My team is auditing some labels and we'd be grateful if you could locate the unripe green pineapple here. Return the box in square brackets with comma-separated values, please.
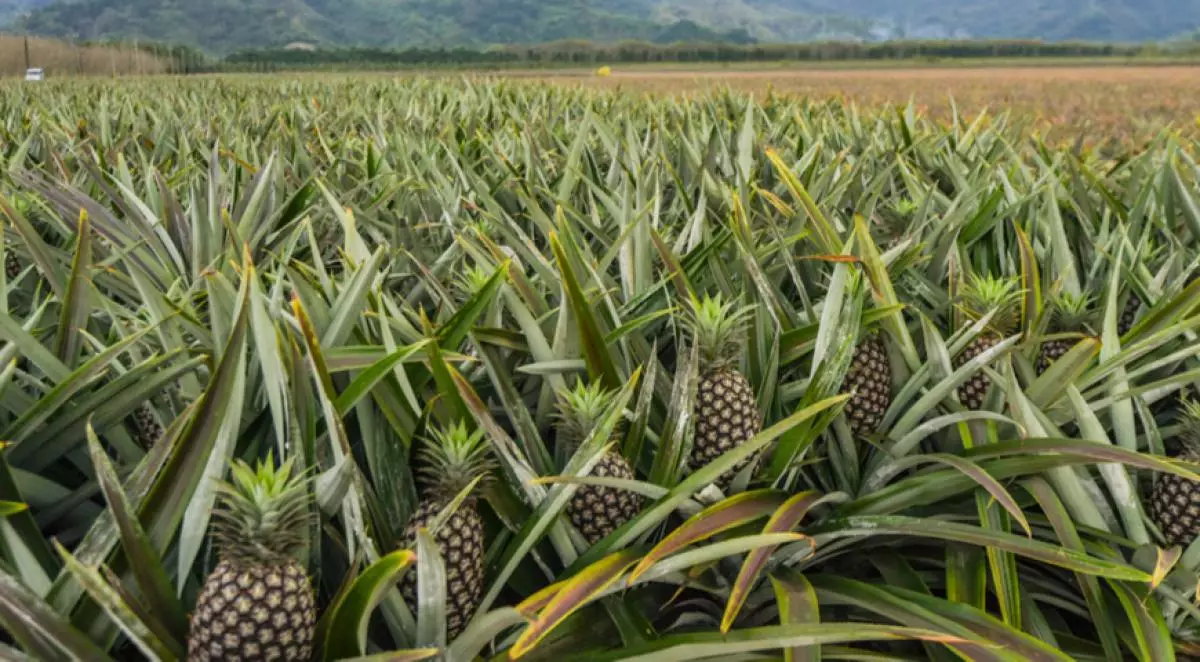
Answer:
[684, 294, 762, 488]
[555, 381, 643, 545]
[1037, 292, 1093, 375]
[839, 330, 892, 437]
[952, 275, 1022, 410]
[399, 422, 495, 640]
[188, 455, 316, 662]
[1150, 399, 1200, 548]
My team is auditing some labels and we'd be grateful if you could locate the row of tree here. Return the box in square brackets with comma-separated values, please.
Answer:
[219, 39, 1198, 71]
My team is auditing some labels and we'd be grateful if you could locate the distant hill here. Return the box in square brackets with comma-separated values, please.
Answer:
[786, 0, 1200, 42]
[0, 0, 52, 25]
[10, 0, 1200, 54]
[9, 0, 867, 53]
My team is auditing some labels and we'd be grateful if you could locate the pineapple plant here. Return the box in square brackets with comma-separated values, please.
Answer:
[187, 455, 316, 662]
[953, 274, 1023, 410]
[555, 381, 643, 545]
[1037, 292, 1093, 375]
[1150, 399, 1200, 548]
[398, 421, 494, 639]
[839, 330, 892, 437]
[684, 294, 763, 488]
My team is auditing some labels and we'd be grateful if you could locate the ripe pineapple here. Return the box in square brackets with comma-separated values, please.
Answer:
[684, 294, 762, 488]
[1150, 400, 1200, 548]
[130, 403, 164, 449]
[399, 422, 494, 640]
[555, 381, 642, 545]
[952, 275, 1022, 410]
[1037, 292, 1093, 375]
[188, 455, 316, 662]
[839, 330, 892, 437]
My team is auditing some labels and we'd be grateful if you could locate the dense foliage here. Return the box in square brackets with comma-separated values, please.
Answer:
[1, 75, 1200, 661]
[220, 39, 1164, 72]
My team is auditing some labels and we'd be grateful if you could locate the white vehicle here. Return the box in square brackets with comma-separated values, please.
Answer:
[24, 68, 44, 82]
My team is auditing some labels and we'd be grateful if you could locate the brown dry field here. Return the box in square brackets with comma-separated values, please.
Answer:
[0, 35, 170, 77]
[519, 65, 1200, 145]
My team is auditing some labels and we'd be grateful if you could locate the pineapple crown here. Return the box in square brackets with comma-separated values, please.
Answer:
[957, 274, 1023, 335]
[416, 420, 496, 503]
[684, 293, 755, 373]
[210, 454, 314, 566]
[1049, 291, 1094, 332]
[454, 262, 494, 301]
[554, 380, 620, 449]
[894, 197, 919, 216]
[9, 192, 34, 215]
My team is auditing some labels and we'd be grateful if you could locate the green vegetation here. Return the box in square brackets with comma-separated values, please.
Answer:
[2, 74, 1200, 660]
[220, 38, 1188, 72]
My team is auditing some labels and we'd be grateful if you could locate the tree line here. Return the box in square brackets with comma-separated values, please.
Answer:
[217, 39, 1200, 71]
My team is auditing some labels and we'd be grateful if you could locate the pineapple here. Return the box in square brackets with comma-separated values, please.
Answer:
[131, 403, 164, 449]
[399, 421, 494, 640]
[1118, 292, 1141, 336]
[555, 381, 642, 545]
[3, 249, 17, 281]
[1037, 292, 1093, 375]
[839, 330, 892, 437]
[952, 275, 1022, 410]
[1150, 399, 1200, 548]
[684, 294, 762, 488]
[188, 455, 316, 662]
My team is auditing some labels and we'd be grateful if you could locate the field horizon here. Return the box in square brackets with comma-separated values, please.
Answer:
[2, 61, 1200, 662]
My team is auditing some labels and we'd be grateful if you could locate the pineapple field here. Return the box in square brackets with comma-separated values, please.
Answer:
[2, 74, 1200, 661]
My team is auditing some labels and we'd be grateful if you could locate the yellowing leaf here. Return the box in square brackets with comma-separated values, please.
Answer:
[510, 549, 640, 659]
[628, 490, 787, 583]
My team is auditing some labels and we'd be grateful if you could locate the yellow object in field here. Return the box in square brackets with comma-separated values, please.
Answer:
[595, 66, 612, 77]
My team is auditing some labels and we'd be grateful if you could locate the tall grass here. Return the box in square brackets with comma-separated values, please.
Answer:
[0, 34, 171, 76]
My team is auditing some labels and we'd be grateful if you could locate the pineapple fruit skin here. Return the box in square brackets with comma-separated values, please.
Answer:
[4, 251, 18, 280]
[187, 559, 315, 662]
[689, 368, 762, 487]
[954, 336, 998, 410]
[1118, 294, 1140, 336]
[841, 333, 892, 436]
[1151, 451, 1200, 548]
[399, 498, 486, 640]
[1037, 339, 1075, 375]
[568, 450, 642, 544]
[133, 403, 163, 449]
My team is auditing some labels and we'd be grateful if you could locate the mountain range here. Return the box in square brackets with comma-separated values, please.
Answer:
[5, 0, 1200, 54]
